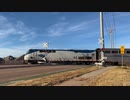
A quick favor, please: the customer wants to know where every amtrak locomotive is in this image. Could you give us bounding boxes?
[24,49,96,64]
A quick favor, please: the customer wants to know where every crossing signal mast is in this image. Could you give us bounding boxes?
[99,12,105,66]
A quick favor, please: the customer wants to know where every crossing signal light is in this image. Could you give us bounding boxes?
[102,48,105,52]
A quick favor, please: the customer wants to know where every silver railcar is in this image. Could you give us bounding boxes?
[96,48,130,65]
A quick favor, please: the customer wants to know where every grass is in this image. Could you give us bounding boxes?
[7,66,102,86]
[87,67,130,86]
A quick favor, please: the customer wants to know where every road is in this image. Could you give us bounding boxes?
[0,64,89,84]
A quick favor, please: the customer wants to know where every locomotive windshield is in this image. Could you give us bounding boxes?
[26,49,39,54]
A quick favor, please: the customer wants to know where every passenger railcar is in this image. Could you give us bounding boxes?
[96,48,130,65]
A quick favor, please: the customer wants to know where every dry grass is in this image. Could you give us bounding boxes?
[7,66,101,86]
[88,67,130,86]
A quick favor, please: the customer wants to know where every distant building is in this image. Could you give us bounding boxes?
[0,58,5,64]
[4,55,16,61]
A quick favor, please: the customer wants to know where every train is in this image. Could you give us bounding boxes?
[23,48,130,65]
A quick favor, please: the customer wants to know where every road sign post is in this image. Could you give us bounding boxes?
[122,54,123,68]
[120,46,125,68]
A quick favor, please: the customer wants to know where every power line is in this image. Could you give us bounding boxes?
[107,27,115,48]
[103,13,109,32]
[104,13,110,31]
[104,12,116,48]
[111,12,117,48]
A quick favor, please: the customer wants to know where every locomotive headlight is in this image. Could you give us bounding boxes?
[24,55,29,60]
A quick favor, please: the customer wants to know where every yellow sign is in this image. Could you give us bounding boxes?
[120,46,125,54]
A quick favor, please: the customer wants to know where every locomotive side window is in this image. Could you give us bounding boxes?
[39,50,53,53]
[112,51,118,53]
[85,57,92,59]
[78,57,84,59]
[38,54,45,57]
[39,50,45,52]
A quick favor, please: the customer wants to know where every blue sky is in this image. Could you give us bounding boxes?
[0,12,130,57]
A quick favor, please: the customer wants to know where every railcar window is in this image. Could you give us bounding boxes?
[112,51,118,53]
[127,51,130,54]
[105,51,110,53]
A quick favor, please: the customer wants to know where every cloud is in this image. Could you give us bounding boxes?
[67,23,86,32]
[20,32,36,41]
[0,48,25,58]
[47,22,69,36]
[0,42,46,57]
[0,15,39,57]
[77,32,99,39]
[113,24,130,36]
[0,41,12,47]
[60,16,66,21]
[47,19,98,37]
[0,15,36,41]
[67,19,97,32]
[115,12,130,17]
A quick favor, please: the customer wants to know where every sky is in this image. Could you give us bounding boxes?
[0,12,130,57]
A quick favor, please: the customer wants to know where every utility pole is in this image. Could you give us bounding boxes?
[108,27,115,48]
[99,12,105,65]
